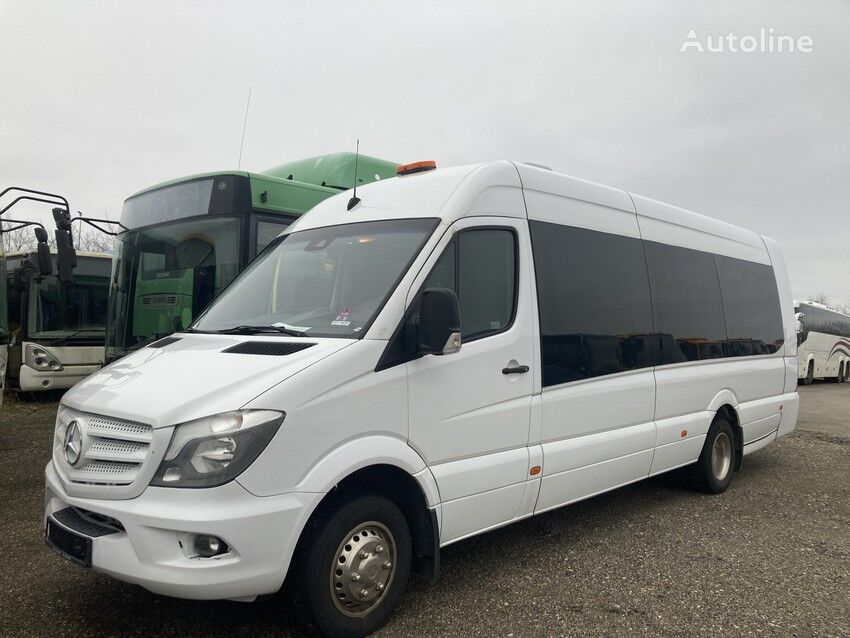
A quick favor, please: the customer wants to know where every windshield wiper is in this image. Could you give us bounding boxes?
[216,325,307,337]
[49,329,104,347]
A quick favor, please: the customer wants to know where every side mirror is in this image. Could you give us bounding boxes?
[418,288,461,355]
[55,229,76,284]
[34,227,53,277]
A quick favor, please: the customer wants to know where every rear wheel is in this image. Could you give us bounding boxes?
[300,495,412,638]
[802,361,814,385]
[839,363,845,383]
[689,417,736,493]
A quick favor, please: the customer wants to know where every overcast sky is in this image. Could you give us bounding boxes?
[2,0,848,306]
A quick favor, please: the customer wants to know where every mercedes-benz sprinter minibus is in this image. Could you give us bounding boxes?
[45,160,798,637]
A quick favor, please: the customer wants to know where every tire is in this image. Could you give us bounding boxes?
[688,417,736,493]
[838,363,845,384]
[300,495,412,638]
[802,361,814,385]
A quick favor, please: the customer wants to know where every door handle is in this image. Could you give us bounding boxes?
[502,364,530,375]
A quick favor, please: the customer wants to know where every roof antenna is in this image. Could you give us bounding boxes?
[347,139,361,211]
[237,87,252,170]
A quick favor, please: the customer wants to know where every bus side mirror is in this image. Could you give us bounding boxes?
[418,288,461,355]
[34,227,53,278]
[55,229,76,284]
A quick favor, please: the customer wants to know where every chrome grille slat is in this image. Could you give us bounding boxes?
[84,439,149,463]
[59,413,154,486]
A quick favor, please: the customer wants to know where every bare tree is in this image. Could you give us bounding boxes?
[812,293,830,305]
[75,227,113,253]
[2,226,36,253]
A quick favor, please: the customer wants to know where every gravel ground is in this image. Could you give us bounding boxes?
[0,384,847,637]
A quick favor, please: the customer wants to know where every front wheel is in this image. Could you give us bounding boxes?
[301,495,412,638]
[689,417,736,493]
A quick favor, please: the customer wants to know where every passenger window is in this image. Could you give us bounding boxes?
[530,221,655,386]
[645,242,727,363]
[715,256,784,355]
[423,229,517,340]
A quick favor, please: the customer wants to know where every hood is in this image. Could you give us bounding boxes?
[61,334,353,428]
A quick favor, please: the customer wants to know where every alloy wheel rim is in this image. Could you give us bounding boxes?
[329,521,397,617]
[711,431,732,481]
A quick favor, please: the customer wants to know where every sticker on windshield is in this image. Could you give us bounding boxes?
[331,320,351,326]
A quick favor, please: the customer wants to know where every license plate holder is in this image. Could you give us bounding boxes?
[45,517,93,568]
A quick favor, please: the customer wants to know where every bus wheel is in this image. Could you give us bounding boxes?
[301,495,412,638]
[802,361,814,385]
[689,417,736,494]
[839,363,845,384]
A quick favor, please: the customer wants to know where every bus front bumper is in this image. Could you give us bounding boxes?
[20,364,102,391]
[44,462,320,601]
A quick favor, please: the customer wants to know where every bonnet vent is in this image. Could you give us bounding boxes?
[222,341,316,356]
[148,336,182,348]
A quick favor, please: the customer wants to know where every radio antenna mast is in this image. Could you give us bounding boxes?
[347,139,361,211]
[237,87,252,170]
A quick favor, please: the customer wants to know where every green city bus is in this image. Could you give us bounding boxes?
[106,153,398,361]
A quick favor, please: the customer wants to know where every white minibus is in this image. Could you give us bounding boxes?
[794,300,850,384]
[44,161,798,637]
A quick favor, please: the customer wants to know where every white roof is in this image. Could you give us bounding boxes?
[286,160,770,264]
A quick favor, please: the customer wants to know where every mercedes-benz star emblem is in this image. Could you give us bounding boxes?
[63,421,83,466]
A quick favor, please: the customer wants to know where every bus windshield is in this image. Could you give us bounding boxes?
[107,216,241,357]
[193,219,437,338]
[27,256,109,344]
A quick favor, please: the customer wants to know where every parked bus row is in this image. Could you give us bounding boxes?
[4,156,848,403]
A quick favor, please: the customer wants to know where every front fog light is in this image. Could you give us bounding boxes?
[151,410,284,488]
[194,534,228,558]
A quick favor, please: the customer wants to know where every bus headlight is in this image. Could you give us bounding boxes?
[25,344,64,371]
[151,410,284,488]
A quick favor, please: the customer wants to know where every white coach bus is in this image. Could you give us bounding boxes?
[795,300,850,384]
[44,161,798,638]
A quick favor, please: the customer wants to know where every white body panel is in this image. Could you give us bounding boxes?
[44,161,798,604]
[0,344,6,405]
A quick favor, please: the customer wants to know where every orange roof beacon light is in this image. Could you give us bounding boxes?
[396,160,437,176]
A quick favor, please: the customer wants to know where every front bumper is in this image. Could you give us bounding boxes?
[21,364,101,391]
[44,462,321,601]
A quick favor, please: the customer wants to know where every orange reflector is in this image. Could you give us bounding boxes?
[530,465,541,476]
[680,430,688,438]
[396,160,437,176]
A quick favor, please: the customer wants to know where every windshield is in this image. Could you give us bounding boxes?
[193,219,438,338]
[107,216,241,357]
[27,256,110,343]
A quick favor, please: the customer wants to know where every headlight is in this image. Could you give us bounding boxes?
[150,410,284,488]
[25,344,64,371]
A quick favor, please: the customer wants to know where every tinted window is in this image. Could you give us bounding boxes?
[645,242,726,363]
[715,256,784,355]
[424,228,517,340]
[797,303,850,338]
[530,221,654,386]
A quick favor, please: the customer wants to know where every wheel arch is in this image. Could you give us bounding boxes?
[290,438,441,584]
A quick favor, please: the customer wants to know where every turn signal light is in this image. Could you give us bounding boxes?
[396,160,437,176]
[529,465,541,476]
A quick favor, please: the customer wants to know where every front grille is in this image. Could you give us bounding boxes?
[66,414,154,486]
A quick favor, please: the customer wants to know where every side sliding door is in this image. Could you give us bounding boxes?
[529,219,657,513]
